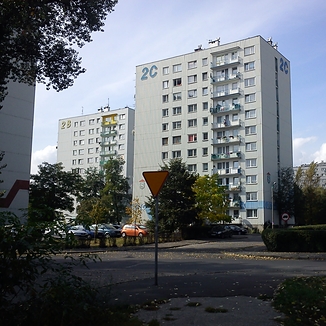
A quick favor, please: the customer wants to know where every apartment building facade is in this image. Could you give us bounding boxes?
[57,106,135,188]
[133,35,293,229]
[293,162,326,188]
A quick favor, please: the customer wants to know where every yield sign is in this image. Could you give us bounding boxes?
[142,171,169,198]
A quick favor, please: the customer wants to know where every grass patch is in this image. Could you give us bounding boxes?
[273,276,326,326]
[205,306,228,313]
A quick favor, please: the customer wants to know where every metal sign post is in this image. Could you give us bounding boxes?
[143,171,169,286]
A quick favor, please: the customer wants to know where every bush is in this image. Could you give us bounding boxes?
[262,228,326,252]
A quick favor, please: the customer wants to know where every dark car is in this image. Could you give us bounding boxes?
[92,224,122,238]
[209,225,233,238]
[225,225,247,235]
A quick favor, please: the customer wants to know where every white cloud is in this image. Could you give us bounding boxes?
[31,145,57,174]
[293,137,318,166]
[313,143,326,163]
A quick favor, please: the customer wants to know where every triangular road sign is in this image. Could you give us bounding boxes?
[142,171,169,197]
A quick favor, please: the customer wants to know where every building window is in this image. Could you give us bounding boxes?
[246,142,257,151]
[203,163,208,172]
[245,93,256,103]
[119,114,126,120]
[119,124,125,130]
[203,102,208,111]
[188,60,197,69]
[119,144,125,150]
[162,152,168,160]
[96,127,100,134]
[73,140,77,146]
[163,80,169,89]
[88,157,94,164]
[172,136,181,144]
[96,147,99,153]
[162,108,169,117]
[79,139,85,145]
[72,159,76,165]
[173,92,182,101]
[188,149,197,157]
[80,120,85,126]
[162,94,169,103]
[246,192,258,201]
[244,77,256,87]
[202,87,208,96]
[203,132,208,141]
[88,148,94,154]
[73,150,77,156]
[202,58,208,66]
[162,137,168,146]
[89,128,94,135]
[244,61,255,71]
[119,134,125,140]
[187,164,197,172]
[96,137,100,143]
[172,121,181,130]
[173,64,182,73]
[162,123,168,131]
[244,46,255,56]
[246,175,257,184]
[163,66,169,75]
[97,118,101,123]
[74,131,78,137]
[172,150,181,158]
[74,121,78,127]
[173,78,182,86]
[188,104,197,113]
[188,134,197,142]
[188,119,197,127]
[202,72,208,81]
[89,119,95,125]
[79,130,85,136]
[188,75,197,84]
[88,138,94,144]
[247,209,258,218]
[232,113,238,121]
[188,89,197,98]
[173,106,181,115]
[245,109,256,119]
[246,158,257,168]
[245,125,257,135]
[78,159,84,165]
[202,117,208,126]
[202,147,208,156]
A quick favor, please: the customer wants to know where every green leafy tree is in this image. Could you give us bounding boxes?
[29,162,82,223]
[101,157,130,223]
[0,0,118,107]
[145,158,198,233]
[0,151,7,197]
[76,167,106,226]
[125,197,143,225]
[192,174,230,224]
[294,162,325,225]
[274,167,295,224]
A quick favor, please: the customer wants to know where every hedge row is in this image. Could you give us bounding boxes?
[262,228,326,252]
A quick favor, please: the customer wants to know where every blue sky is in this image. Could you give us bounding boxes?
[31,0,326,173]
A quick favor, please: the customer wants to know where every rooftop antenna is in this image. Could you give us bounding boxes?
[82,106,84,115]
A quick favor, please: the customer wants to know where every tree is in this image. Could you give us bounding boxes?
[0,0,118,107]
[274,167,295,224]
[192,174,230,224]
[125,197,143,225]
[101,157,130,223]
[0,151,7,197]
[145,158,198,233]
[29,162,82,222]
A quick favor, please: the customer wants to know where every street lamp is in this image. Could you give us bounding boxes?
[271,182,276,229]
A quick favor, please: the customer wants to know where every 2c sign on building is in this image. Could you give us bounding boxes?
[141,65,158,80]
[279,58,289,74]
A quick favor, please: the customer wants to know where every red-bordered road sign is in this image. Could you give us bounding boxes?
[142,171,169,197]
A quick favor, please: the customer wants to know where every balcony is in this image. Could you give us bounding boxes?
[100,130,117,137]
[211,73,241,84]
[211,88,241,99]
[211,119,242,130]
[222,184,241,192]
[210,103,241,114]
[100,150,117,156]
[212,167,242,176]
[102,120,117,126]
[229,200,241,208]
[211,56,241,69]
[212,135,242,144]
[211,152,241,160]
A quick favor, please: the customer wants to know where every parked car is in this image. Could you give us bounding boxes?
[67,225,91,240]
[225,225,247,235]
[121,224,149,238]
[91,224,122,238]
[208,225,233,239]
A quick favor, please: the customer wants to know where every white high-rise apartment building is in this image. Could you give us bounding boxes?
[133,35,292,229]
[57,106,135,182]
